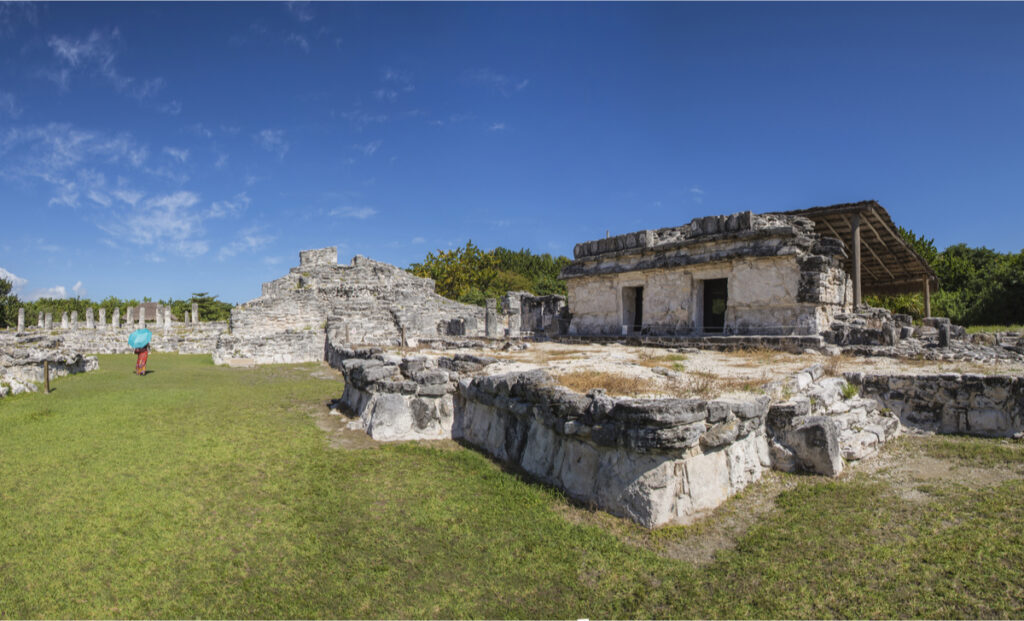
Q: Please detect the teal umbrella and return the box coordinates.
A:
[128,328,152,349]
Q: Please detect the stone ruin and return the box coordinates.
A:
[561,211,852,338]
[213,248,489,365]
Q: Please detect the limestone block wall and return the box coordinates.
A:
[8,323,228,355]
[849,372,1024,437]
[212,331,325,365]
[562,211,852,338]
[566,256,840,336]
[326,343,772,528]
[455,373,771,527]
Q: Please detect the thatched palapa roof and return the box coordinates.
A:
[774,200,938,295]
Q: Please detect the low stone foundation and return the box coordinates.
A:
[849,372,1024,437]
[327,344,772,527]
[455,371,770,527]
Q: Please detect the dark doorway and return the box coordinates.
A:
[633,287,643,332]
[702,278,728,333]
[622,286,644,333]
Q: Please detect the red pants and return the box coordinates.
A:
[136,349,149,375]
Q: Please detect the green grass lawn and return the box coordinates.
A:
[1,354,1023,618]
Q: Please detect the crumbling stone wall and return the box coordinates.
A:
[0,334,99,398]
[849,372,1024,437]
[326,342,772,527]
[561,212,852,337]
[216,248,486,365]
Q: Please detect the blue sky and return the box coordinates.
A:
[1,2,1023,304]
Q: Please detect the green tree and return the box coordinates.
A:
[410,243,572,306]
[0,279,21,328]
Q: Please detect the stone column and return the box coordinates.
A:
[154,307,163,328]
[61,312,69,329]
[938,323,950,348]
[45,312,52,330]
[86,308,94,330]
[192,302,199,324]
[126,307,134,326]
[138,306,146,327]
[37,312,43,328]
[70,310,78,329]
[503,293,522,339]
[98,308,106,329]
[485,298,498,338]
[112,308,121,329]
[185,310,191,324]
[17,308,25,332]
[164,308,172,334]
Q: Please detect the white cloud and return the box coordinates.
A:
[71,281,85,297]
[411,236,426,244]
[99,190,209,258]
[263,256,283,265]
[208,192,250,218]
[87,189,111,207]
[255,129,289,158]
[286,1,314,22]
[0,267,28,292]
[373,88,397,102]
[488,122,506,132]
[113,188,143,206]
[218,226,275,260]
[46,29,165,100]
[330,206,377,219]
[27,285,67,301]
[0,91,21,118]
[469,68,529,95]
[354,140,381,156]
[158,100,182,115]
[163,146,189,163]
[286,33,310,52]
[338,110,387,129]
[690,186,704,204]
[214,154,228,168]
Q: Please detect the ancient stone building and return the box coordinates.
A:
[560,201,937,338]
[214,248,486,364]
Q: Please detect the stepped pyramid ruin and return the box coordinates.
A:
[213,248,485,365]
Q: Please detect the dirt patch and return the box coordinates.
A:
[850,435,1024,501]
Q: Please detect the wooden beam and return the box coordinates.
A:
[862,214,914,280]
[923,277,931,318]
[850,212,862,308]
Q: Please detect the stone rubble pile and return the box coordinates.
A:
[764,363,900,476]
[0,334,98,398]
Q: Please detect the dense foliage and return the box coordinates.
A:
[0,279,19,328]
[409,241,571,307]
[866,228,1024,326]
[0,285,234,326]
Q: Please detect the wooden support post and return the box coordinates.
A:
[43,360,50,394]
[851,212,862,309]
[923,277,931,318]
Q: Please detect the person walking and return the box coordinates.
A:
[134,344,150,376]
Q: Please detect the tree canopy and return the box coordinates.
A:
[409,242,571,307]
[866,229,1024,326]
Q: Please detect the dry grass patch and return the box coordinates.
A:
[634,350,688,369]
[555,370,653,396]
[669,371,766,399]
